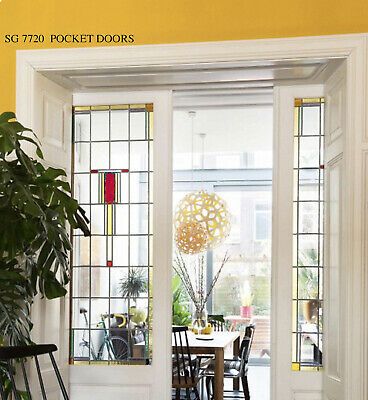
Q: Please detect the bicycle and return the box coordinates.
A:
[78,307,130,362]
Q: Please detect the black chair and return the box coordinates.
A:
[172,326,201,400]
[208,315,226,332]
[0,344,69,400]
[204,324,255,400]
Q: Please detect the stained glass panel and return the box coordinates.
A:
[292,98,324,371]
[71,104,153,365]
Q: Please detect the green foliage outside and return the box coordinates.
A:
[172,274,191,326]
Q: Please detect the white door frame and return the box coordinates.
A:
[16,33,368,400]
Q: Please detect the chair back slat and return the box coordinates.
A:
[172,326,197,387]
[49,353,69,399]
[0,344,68,399]
[208,314,226,332]
[7,360,21,400]
[21,359,33,400]
[35,355,48,400]
[239,324,256,373]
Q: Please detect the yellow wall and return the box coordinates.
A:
[1,0,368,111]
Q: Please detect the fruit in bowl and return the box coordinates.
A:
[191,322,213,335]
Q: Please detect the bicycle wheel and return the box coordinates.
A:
[109,336,130,361]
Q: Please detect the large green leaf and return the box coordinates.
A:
[0,112,16,123]
[0,111,90,346]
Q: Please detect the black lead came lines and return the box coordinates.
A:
[4,34,135,44]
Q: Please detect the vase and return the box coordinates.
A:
[192,309,208,335]
[240,305,253,318]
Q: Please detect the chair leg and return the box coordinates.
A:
[175,388,180,400]
[185,388,191,399]
[241,376,250,400]
[193,387,200,400]
[205,377,212,400]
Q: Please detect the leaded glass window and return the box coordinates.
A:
[292,98,324,371]
[70,104,153,365]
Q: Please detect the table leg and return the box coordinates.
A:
[233,336,240,391]
[214,348,224,400]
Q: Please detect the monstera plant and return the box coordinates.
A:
[0,111,90,348]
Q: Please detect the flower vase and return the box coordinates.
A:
[240,305,253,318]
[192,309,208,335]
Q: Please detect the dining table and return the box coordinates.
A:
[174,330,241,400]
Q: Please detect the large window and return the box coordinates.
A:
[173,105,273,361]
[292,98,324,371]
[71,104,153,365]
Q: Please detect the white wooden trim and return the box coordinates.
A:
[16,33,368,400]
[272,85,324,400]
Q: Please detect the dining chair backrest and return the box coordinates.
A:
[239,324,255,374]
[0,344,69,400]
[208,314,226,332]
[172,326,197,386]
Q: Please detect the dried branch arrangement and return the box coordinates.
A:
[173,251,230,313]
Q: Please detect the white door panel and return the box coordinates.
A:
[272,85,324,400]
[323,63,347,400]
[70,91,172,400]
[28,72,73,399]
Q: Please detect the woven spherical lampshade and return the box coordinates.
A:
[174,190,231,253]
[175,221,209,254]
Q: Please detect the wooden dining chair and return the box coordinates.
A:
[208,315,227,332]
[0,344,69,400]
[172,326,202,400]
[204,324,256,400]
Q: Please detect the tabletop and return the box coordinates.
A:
[183,330,240,351]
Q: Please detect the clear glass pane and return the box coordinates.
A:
[115,205,129,235]
[111,142,129,170]
[91,267,110,297]
[130,204,148,234]
[74,174,90,204]
[299,137,320,168]
[91,236,106,266]
[72,329,90,360]
[90,173,99,204]
[302,106,320,136]
[130,110,146,140]
[90,329,108,360]
[72,268,90,298]
[90,205,105,235]
[298,300,321,327]
[91,111,109,141]
[74,113,90,141]
[298,235,319,266]
[110,298,129,315]
[72,298,89,328]
[120,172,129,203]
[90,299,109,326]
[130,172,148,203]
[299,169,320,201]
[111,109,128,140]
[110,268,129,297]
[299,202,319,233]
[73,236,90,266]
[91,142,109,170]
[294,137,299,168]
[74,143,90,172]
[130,141,148,171]
[130,236,148,266]
[298,268,319,299]
[113,236,129,266]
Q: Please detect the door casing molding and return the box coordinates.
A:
[16,33,368,400]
